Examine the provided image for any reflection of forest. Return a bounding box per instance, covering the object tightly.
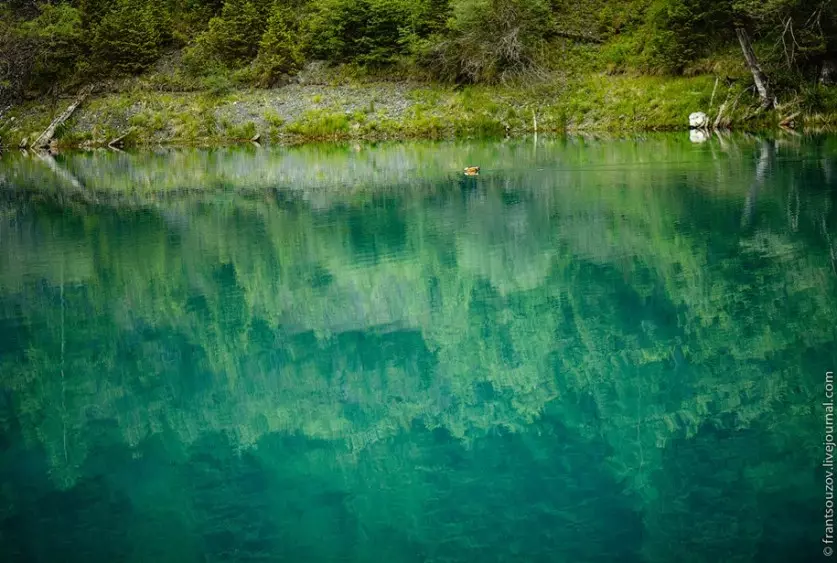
[0,135,835,562]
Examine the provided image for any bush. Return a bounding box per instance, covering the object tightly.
[252,4,305,86]
[188,0,265,69]
[635,0,733,73]
[0,4,84,99]
[306,0,415,66]
[203,72,234,97]
[77,0,113,28]
[170,0,225,40]
[285,109,350,137]
[20,3,84,89]
[423,0,554,84]
[92,0,168,74]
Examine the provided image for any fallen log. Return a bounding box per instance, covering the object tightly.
[32,85,94,149]
[108,130,131,149]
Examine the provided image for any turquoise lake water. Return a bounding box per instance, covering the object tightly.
[0,134,835,562]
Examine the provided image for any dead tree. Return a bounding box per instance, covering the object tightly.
[736,27,775,110]
[32,85,94,150]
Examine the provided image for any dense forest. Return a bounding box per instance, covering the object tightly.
[1,0,837,113]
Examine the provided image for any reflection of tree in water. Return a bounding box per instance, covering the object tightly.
[0,135,836,561]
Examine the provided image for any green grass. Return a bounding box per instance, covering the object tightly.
[558,74,719,130]
[264,109,285,140]
[4,69,832,150]
[285,109,351,139]
[2,100,59,147]
[224,121,258,141]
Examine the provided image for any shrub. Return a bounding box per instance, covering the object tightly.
[224,120,257,139]
[204,72,234,97]
[252,4,305,86]
[92,0,168,74]
[188,0,265,69]
[170,0,225,40]
[0,3,84,99]
[306,0,415,66]
[20,3,84,89]
[77,0,114,29]
[635,0,734,74]
[285,109,350,137]
[423,0,554,84]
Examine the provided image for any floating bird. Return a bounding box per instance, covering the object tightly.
[464,166,480,176]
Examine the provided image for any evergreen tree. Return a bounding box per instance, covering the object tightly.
[76,0,115,30]
[21,3,85,91]
[254,4,305,86]
[195,0,264,67]
[307,0,416,66]
[92,0,166,74]
[0,0,836,100]
[428,0,555,83]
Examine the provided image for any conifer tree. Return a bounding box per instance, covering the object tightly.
[197,0,264,66]
[92,0,166,74]
[254,5,305,86]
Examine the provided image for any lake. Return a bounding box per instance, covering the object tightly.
[0,133,835,562]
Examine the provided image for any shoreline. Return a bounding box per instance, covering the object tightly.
[2,73,816,151]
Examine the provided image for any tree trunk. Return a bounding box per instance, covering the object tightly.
[32,85,94,150]
[108,130,131,149]
[736,27,774,109]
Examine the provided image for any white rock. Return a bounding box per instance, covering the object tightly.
[689,112,708,128]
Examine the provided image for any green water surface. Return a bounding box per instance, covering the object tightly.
[0,134,835,562]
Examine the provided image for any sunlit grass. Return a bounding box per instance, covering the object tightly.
[2,71,828,149]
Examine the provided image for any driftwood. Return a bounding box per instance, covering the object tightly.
[108,130,131,149]
[32,85,94,149]
[713,95,730,129]
[712,86,752,130]
[250,133,261,143]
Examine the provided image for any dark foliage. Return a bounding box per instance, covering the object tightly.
[0,0,836,101]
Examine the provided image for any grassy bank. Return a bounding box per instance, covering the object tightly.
[3,66,812,150]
